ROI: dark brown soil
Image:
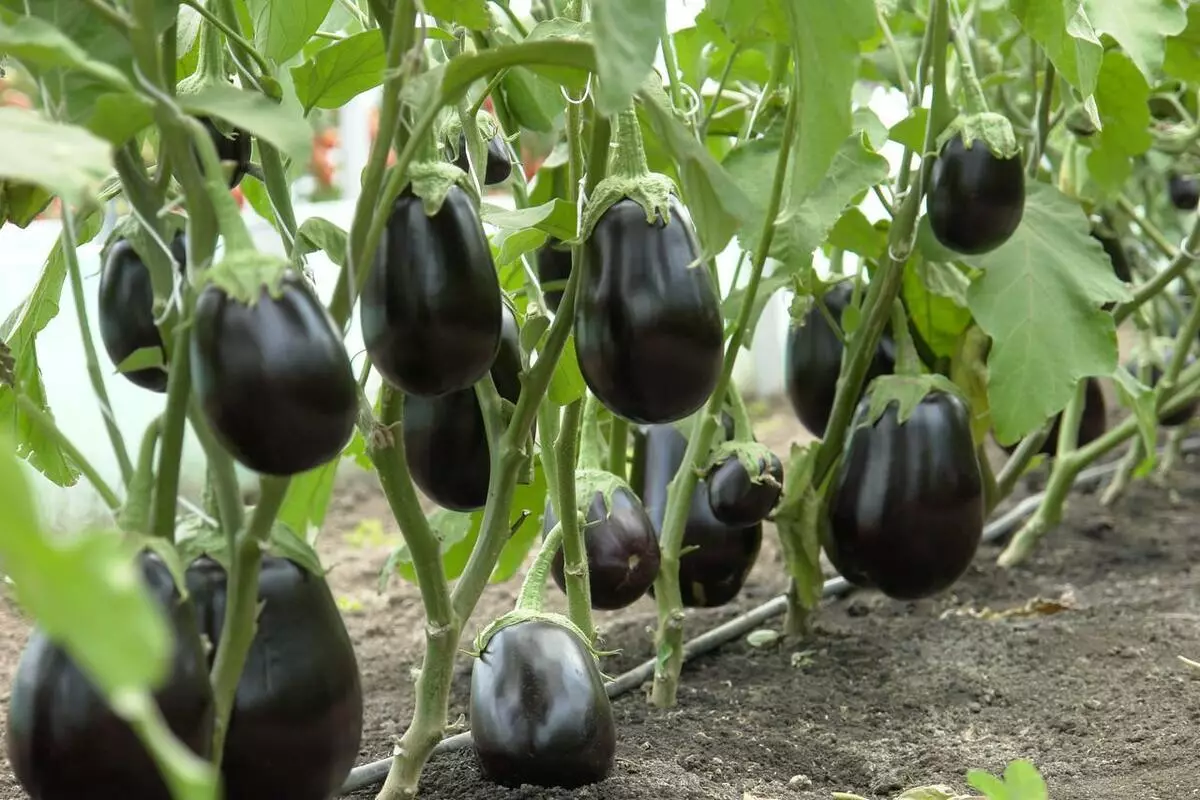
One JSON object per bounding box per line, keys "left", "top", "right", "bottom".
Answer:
{"left": 3, "top": 400, "right": 1199, "bottom": 800}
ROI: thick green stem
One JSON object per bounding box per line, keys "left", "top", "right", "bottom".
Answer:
{"left": 16, "top": 395, "right": 121, "bottom": 511}
{"left": 577, "top": 394, "right": 605, "bottom": 470}
{"left": 112, "top": 146, "right": 174, "bottom": 299}
{"left": 515, "top": 523, "right": 564, "bottom": 613}
{"left": 992, "top": 420, "right": 1052, "bottom": 508}
{"left": 1158, "top": 426, "right": 1186, "bottom": 478}
{"left": 608, "top": 416, "right": 629, "bottom": 479}
{"left": 1027, "top": 58, "right": 1055, "bottom": 178}
{"left": 1053, "top": 380, "right": 1087, "bottom": 457}
{"left": 949, "top": 13, "right": 989, "bottom": 115}
{"left": 150, "top": 320, "right": 192, "bottom": 540}
{"left": 538, "top": 403, "right": 563, "bottom": 519}
{"left": 1100, "top": 436, "right": 1143, "bottom": 506}
{"left": 259, "top": 143, "right": 299, "bottom": 256}
{"left": 119, "top": 416, "right": 162, "bottom": 535}
{"left": 554, "top": 399, "right": 594, "bottom": 640}
{"left": 609, "top": 107, "right": 650, "bottom": 179}
{"left": 699, "top": 45, "right": 741, "bottom": 138}
{"left": 658, "top": 20, "right": 687, "bottom": 123}
{"left": 186, "top": 402, "right": 246, "bottom": 537}
{"left": 208, "top": 475, "right": 289, "bottom": 763}
{"left": 1114, "top": 211, "right": 1200, "bottom": 325}
{"left": 63, "top": 207, "right": 134, "bottom": 486}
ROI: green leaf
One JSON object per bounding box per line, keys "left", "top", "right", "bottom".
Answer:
{"left": 179, "top": 83, "right": 311, "bottom": 164}
{"left": 0, "top": 109, "right": 112, "bottom": 205}
{"left": 494, "top": 228, "right": 547, "bottom": 268}
{"left": 960, "top": 183, "right": 1126, "bottom": 443}
{"left": 722, "top": 130, "right": 783, "bottom": 252}
{"left": 499, "top": 67, "right": 566, "bottom": 133}
{"left": 591, "top": 0, "right": 665, "bottom": 116}
{"left": 2, "top": 182, "right": 54, "bottom": 227}
{"left": 903, "top": 258, "right": 972, "bottom": 358}
{"left": 114, "top": 346, "right": 166, "bottom": 376}
{"left": 1083, "top": 0, "right": 1186, "bottom": 81}
{"left": 548, "top": 336, "right": 587, "bottom": 406}
{"left": 296, "top": 217, "right": 348, "bottom": 267}
{"left": 1010, "top": 0, "right": 1103, "bottom": 96}
{"left": 1165, "top": 4, "right": 1200, "bottom": 82}
{"left": 1110, "top": 368, "right": 1158, "bottom": 471}
{"left": 85, "top": 93, "right": 155, "bottom": 145}
{"left": 490, "top": 462, "right": 550, "bottom": 583}
{"left": 0, "top": 14, "right": 132, "bottom": 91}
{"left": 889, "top": 108, "right": 929, "bottom": 151}
{"left": 783, "top": 0, "right": 877, "bottom": 199}
{"left": 703, "top": 0, "right": 787, "bottom": 44}
{"left": 424, "top": 0, "right": 491, "bottom": 29}
{"left": 267, "top": 522, "right": 326, "bottom": 577}
{"left": 1001, "top": 759, "right": 1049, "bottom": 800}
{"left": 481, "top": 199, "right": 578, "bottom": 241}
{"left": 966, "top": 770, "right": 1010, "bottom": 800}
{"left": 240, "top": 176, "right": 278, "bottom": 230}
{"left": 1085, "top": 50, "right": 1152, "bottom": 193}
{"left": 277, "top": 461, "right": 340, "bottom": 541}
{"left": 245, "top": 0, "right": 335, "bottom": 64}
{"left": 828, "top": 208, "right": 886, "bottom": 259}
{"left": 291, "top": 30, "right": 386, "bottom": 112}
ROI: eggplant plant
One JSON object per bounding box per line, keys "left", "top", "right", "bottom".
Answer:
{"left": 2, "top": 0, "right": 1200, "bottom": 799}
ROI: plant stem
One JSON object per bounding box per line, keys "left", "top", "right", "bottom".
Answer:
{"left": 1100, "top": 436, "right": 1142, "bottom": 506}
{"left": 208, "top": 475, "right": 289, "bottom": 763}
{"left": 699, "top": 45, "right": 741, "bottom": 138}
{"left": 1054, "top": 379, "right": 1086, "bottom": 457}
{"left": 1027, "top": 57, "right": 1055, "bottom": 178}
{"left": 515, "top": 523, "right": 563, "bottom": 612}
{"left": 659, "top": 20, "right": 686, "bottom": 122}
{"left": 186, "top": 402, "right": 246, "bottom": 537}
{"left": 553, "top": 398, "right": 594, "bottom": 640}
{"left": 150, "top": 320, "right": 192, "bottom": 541}
{"left": 83, "top": 0, "right": 133, "bottom": 28}
{"left": 179, "top": 0, "right": 271, "bottom": 75}
{"left": 494, "top": 1, "right": 530, "bottom": 37}
{"left": 15, "top": 395, "right": 121, "bottom": 511}
{"left": 371, "top": 388, "right": 459, "bottom": 800}
{"left": 876, "top": 5, "right": 914, "bottom": 103}
{"left": 608, "top": 416, "right": 629, "bottom": 479}
{"left": 538, "top": 402, "right": 563, "bottom": 518}
{"left": 993, "top": 420, "right": 1051, "bottom": 508}
{"left": 258, "top": 143, "right": 299, "bottom": 257}
{"left": 1114, "top": 211, "right": 1200, "bottom": 325}
{"left": 112, "top": 146, "right": 174, "bottom": 299}
{"left": 650, "top": 39, "right": 801, "bottom": 709}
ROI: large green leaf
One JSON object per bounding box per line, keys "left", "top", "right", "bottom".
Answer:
{"left": 179, "top": 84, "right": 311, "bottom": 163}
{"left": 245, "top": 0, "right": 335, "bottom": 64}
{"left": 590, "top": 0, "right": 666, "bottom": 116}
{"left": 702, "top": 0, "right": 787, "bottom": 44}
{"left": 1085, "top": 50, "right": 1152, "bottom": 194}
{"left": 782, "top": 0, "right": 877, "bottom": 200}
{"left": 1009, "top": 0, "right": 1103, "bottom": 96}
{"left": 424, "top": 0, "right": 491, "bottom": 29}
{"left": 0, "top": 14, "right": 131, "bottom": 91}
{"left": 291, "top": 30, "right": 386, "bottom": 112}
{"left": 958, "top": 183, "right": 1127, "bottom": 443}
{"left": 0, "top": 109, "right": 112, "bottom": 205}
{"left": 1165, "top": 4, "right": 1200, "bottom": 82}
{"left": 1083, "top": 0, "right": 1186, "bottom": 81}
{"left": 481, "top": 199, "right": 578, "bottom": 241}
{"left": 903, "top": 258, "right": 972, "bottom": 359}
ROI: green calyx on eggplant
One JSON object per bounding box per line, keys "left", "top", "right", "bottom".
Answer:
{"left": 185, "top": 555, "right": 363, "bottom": 800}
{"left": 575, "top": 194, "right": 724, "bottom": 424}
{"left": 542, "top": 468, "right": 661, "bottom": 610}
{"left": 537, "top": 237, "right": 572, "bottom": 312}
{"left": 405, "top": 301, "right": 523, "bottom": 511}
{"left": 998, "top": 377, "right": 1107, "bottom": 456}
{"left": 98, "top": 232, "right": 188, "bottom": 393}
{"left": 927, "top": 113, "right": 1025, "bottom": 256}
{"left": 362, "top": 182, "right": 502, "bottom": 397}
{"left": 635, "top": 423, "right": 761, "bottom": 607}
{"left": 785, "top": 282, "right": 896, "bottom": 437}
{"left": 7, "top": 551, "right": 215, "bottom": 800}
{"left": 469, "top": 618, "right": 615, "bottom": 788}
{"left": 196, "top": 116, "right": 253, "bottom": 189}
{"left": 190, "top": 264, "right": 358, "bottom": 476}
{"left": 704, "top": 440, "right": 784, "bottom": 528}
{"left": 826, "top": 387, "right": 984, "bottom": 600}
{"left": 1169, "top": 173, "right": 1200, "bottom": 210}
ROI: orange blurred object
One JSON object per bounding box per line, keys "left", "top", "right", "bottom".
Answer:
{"left": 311, "top": 127, "right": 339, "bottom": 188}
{"left": 231, "top": 186, "right": 246, "bottom": 209}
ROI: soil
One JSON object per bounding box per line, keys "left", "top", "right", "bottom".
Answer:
{"left": 2, "top": 396, "right": 1199, "bottom": 800}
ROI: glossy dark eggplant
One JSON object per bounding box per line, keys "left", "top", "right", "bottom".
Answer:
{"left": 636, "top": 424, "right": 761, "bottom": 607}
{"left": 999, "top": 377, "right": 1107, "bottom": 456}
{"left": 191, "top": 271, "right": 357, "bottom": 476}
{"left": 7, "top": 551, "right": 214, "bottom": 800}
{"left": 1169, "top": 173, "right": 1200, "bottom": 210}
{"left": 1092, "top": 229, "right": 1131, "bottom": 283}
{"left": 470, "top": 619, "right": 615, "bottom": 788}
{"left": 405, "top": 303, "right": 522, "bottom": 510}
{"left": 453, "top": 133, "right": 513, "bottom": 186}
{"left": 185, "top": 556, "right": 363, "bottom": 800}
{"left": 575, "top": 196, "right": 724, "bottom": 424}
{"left": 928, "top": 133, "right": 1025, "bottom": 255}
{"left": 98, "top": 234, "right": 188, "bottom": 393}
{"left": 197, "top": 116, "right": 252, "bottom": 188}
{"left": 363, "top": 186, "right": 502, "bottom": 396}
{"left": 537, "top": 238, "right": 573, "bottom": 312}
{"left": 826, "top": 391, "right": 984, "bottom": 600}
{"left": 543, "top": 484, "right": 661, "bottom": 609}
{"left": 785, "top": 282, "right": 896, "bottom": 437}
{"left": 706, "top": 449, "right": 784, "bottom": 528}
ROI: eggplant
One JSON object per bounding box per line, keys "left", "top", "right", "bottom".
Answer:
{"left": 706, "top": 449, "right": 784, "bottom": 528}
{"left": 1092, "top": 229, "right": 1132, "bottom": 284}
{"left": 785, "top": 282, "right": 896, "bottom": 437}
{"left": 537, "top": 238, "right": 573, "bottom": 312}
{"left": 453, "top": 133, "right": 513, "bottom": 186}
{"left": 7, "top": 551, "right": 214, "bottom": 800}
{"left": 405, "top": 303, "right": 522, "bottom": 511}
{"left": 999, "top": 377, "right": 1107, "bottom": 456}
{"left": 470, "top": 619, "right": 616, "bottom": 788}
{"left": 928, "top": 132, "right": 1025, "bottom": 255}
{"left": 635, "top": 424, "right": 761, "bottom": 607}
{"left": 543, "top": 482, "right": 661, "bottom": 609}
{"left": 362, "top": 185, "right": 502, "bottom": 397}
{"left": 190, "top": 270, "right": 358, "bottom": 476}
{"left": 826, "top": 390, "right": 984, "bottom": 600}
{"left": 1169, "top": 173, "right": 1200, "bottom": 211}
{"left": 98, "top": 234, "right": 188, "bottom": 393}
{"left": 197, "top": 116, "right": 252, "bottom": 189}
{"left": 185, "top": 556, "right": 363, "bottom": 800}
{"left": 575, "top": 196, "right": 724, "bottom": 424}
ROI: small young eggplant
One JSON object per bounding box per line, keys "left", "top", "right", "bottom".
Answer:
{"left": 826, "top": 390, "right": 984, "bottom": 600}
{"left": 363, "top": 185, "right": 502, "bottom": 396}
{"left": 537, "top": 238, "right": 573, "bottom": 312}
{"left": 405, "top": 303, "right": 522, "bottom": 511}
{"left": 191, "top": 270, "right": 358, "bottom": 476}
{"left": 999, "top": 377, "right": 1107, "bottom": 456}
{"left": 98, "top": 234, "right": 188, "bottom": 393}
{"left": 197, "top": 116, "right": 253, "bottom": 188}
{"left": 470, "top": 619, "right": 616, "bottom": 788}
{"left": 1169, "top": 173, "right": 1200, "bottom": 211}
{"left": 785, "top": 282, "right": 896, "bottom": 437}
{"left": 453, "top": 133, "right": 513, "bottom": 186}
{"left": 636, "top": 424, "right": 762, "bottom": 607}
{"left": 543, "top": 476, "right": 661, "bottom": 610}
{"left": 7, "top": 551, "right": 214, "bottom": 800}
{"left": 927, "top": 128, "right": 1025, "bottom": 255}
{"left": 705, "top": 445, "right": 784, "bottom": 528}
{"left": 185, "top": 556, "right": 363, "bottom": 800}
{"left": 576, "top": 195, "right": 724, "bottom": 424}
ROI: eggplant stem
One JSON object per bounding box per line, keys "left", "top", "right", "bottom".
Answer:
{"left": 554, "top": 398, "right": 595, "bottom": 639}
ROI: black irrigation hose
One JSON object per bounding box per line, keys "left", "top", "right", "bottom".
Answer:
{"left": 338, "top": 436, "right": 1200, "bottom": 795}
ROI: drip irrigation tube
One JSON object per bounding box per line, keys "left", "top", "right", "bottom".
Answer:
{"left": 338, "top": 436, "right": 1200, "bottom": 795}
